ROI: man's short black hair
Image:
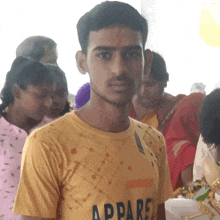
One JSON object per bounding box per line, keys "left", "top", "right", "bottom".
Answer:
{"left": 77, "top": 1, "right": 148, "bottom": 54}
{"left": 200, "top": 89, "right": 220, "bottom": 145}
{"left": 150, "top": 52, "right": 169, "bottom": 83}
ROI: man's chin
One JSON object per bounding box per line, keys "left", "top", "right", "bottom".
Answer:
{"left": 106, "top": 96, "right": 133, "bottom": 107}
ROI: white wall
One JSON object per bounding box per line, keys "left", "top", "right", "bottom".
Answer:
{"left": 142, "top": 0, "right": 220, "bottom": 95}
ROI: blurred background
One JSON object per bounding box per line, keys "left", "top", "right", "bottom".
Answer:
{"left": 0, "top": 0, "right": 219, "bottom": 97}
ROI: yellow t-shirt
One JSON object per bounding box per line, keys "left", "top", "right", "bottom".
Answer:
{"left": 13, "top": 111, "right": 172, "bottom": 219}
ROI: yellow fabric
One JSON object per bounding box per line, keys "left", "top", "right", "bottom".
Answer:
{"left": 13, "top": 111, "right": 173, "bottom": 219}
{"left": 141, "top": 110, "right": 159, "bottom": 130}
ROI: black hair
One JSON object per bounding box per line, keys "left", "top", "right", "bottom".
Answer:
{"left": 0, "top": 56, "right": 54, "bottom": 115}
{"left": 150, "top": 52, "right": 169, "bottom": 83}
{"left": 16, "top": 36, "right": 57, "bottom": 61}
{"left": 77, "top": 1, "right": 148, "bottom": 54}
{"left": 200, "top": 89, "right": 220, "bottom": 145}
{"left": 43, "top": 64, "right": 70, "bottom": 115}
{"left": 59, "top": 101, "right": 70, "bottom": 116}
{"left": 43, "top": 64, "right": 68, "bottom": 94}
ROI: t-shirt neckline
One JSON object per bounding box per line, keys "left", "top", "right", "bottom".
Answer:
{"left": 71, "top": 111, "right": 134, "bottom": 140}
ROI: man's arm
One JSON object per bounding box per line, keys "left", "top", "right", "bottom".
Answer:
{"left": 157, "top": 203, "right": 166, "bottom": 220}
{"left": 13, "top": 131, "right": 60, "bottom": 217}
{"left": 22, "top": 216, "right": 55, "bottom": 220}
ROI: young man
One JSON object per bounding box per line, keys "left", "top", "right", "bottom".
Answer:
{"left": 131, "top": 52, "right": 204, "bottom": 190}
{"left": 13, "top": 2, "right": 173, "bottom": 219}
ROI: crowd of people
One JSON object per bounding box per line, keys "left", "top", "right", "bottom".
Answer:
{"left": 0, "top": 1, "right": 219, "bottom": 220}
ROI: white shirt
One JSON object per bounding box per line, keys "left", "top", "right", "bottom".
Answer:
{"left": 193, "top": 134, "right": 219, "bottom": 181}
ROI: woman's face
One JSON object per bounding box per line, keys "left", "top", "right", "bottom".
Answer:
{"left": 19, "top": 82, "right": 55, "bottom": 121}
{"left": 139, "top": 78, "right": 166, "bottom": 103}
{"left": 46, "top": 82, "right": 68, "bottom": 118}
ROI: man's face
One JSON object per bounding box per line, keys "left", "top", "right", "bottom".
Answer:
{"left": 85, "top": 26, "right": 144, "bottom": 106}
{"left": 39, "top": 45, "right": 58, "bottom": 64}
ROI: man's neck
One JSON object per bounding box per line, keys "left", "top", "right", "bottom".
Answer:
{"left": 75, "top": 99, "right": 131, "bottom": 133}
{"left": 4, "top": 105, "right": 42, "bottom": 134}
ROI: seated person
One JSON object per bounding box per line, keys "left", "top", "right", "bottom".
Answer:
{"left": 0, "top": 56, "right": 55, "bottom": 219}
{"left": 193, "top": 89, "right": 220, "bottom": 181}
{"left": 132, "top": 52, "right": 204, "bottom": 190}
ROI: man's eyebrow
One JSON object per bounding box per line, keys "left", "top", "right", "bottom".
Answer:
{"left": 92, "top": 45, "right": 142, "bottom": 52}
{"left": 93, "top": 46, "right": 116, "bottom": 52}
{"left": 122, "top": 45, "right": 142, "bottom": 51}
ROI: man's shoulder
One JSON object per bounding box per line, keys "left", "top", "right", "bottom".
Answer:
{"left": 130, "top": 117, "right": 164, "bottom": 142}
{"left": 130, "top": 118, "right": 166, "bottom": 158}
{"left": 29, "top": 112, "right": 76, "bottom": 141}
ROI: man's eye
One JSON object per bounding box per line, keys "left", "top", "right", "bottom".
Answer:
{"left": 124, "top": 51, "right": 141, "bottom": 59}
{"left": 98, "top": 52, "right": 112, "bottom": 60}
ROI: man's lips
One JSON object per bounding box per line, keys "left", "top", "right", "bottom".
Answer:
{"left": 110, "top": 83, "right": 132, "bottom": 92}
{"left": 110, "top": 81, "right": 131, "bottom": 87}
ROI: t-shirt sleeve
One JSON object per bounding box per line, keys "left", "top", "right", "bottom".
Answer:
{"left": 156, "top": 135, "right": 173, "bottom": 204}
{"left": 13, "top": 130, "right": 60, "bottom": 218}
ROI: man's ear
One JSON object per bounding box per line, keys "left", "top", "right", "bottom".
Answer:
{"left": 144, "top": 49, "right": 153, "bottom": 77}
{"left": 12, "top": 85, "right": 21, "bottom": 99}
{"left": 75, "top": 51, "right": 88, "bottom": 75}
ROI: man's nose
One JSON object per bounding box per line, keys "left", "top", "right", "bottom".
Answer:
{"left": 112, "top": 53, "right": 126, "bottom": 76}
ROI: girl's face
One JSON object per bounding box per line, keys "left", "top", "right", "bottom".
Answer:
{"left": 19, "top": 82, "right": 55, "bottom": 121}
{"left": 46, "top": 82, "right": 68, "bottom": 118}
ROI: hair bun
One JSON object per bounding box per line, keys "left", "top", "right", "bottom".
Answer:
{"left": 10, "top": 56, "right": 29, "bottom": 71}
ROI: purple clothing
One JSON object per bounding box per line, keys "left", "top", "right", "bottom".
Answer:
{"left": 74, "top": 82, "right": 90, "bottom": 108}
